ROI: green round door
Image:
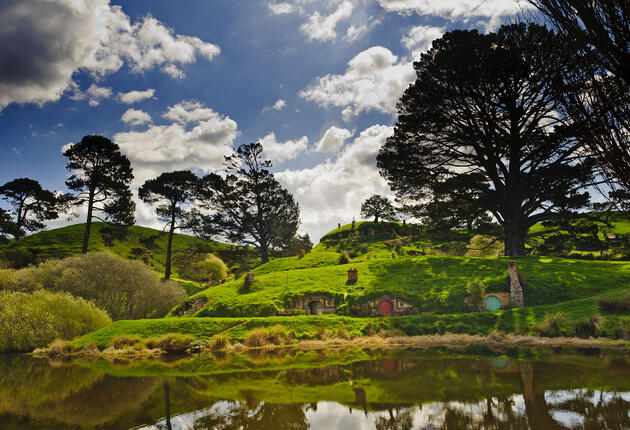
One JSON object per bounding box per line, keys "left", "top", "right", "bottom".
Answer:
{"left": 484, "top": 295, "right": 502, "bottom": 312}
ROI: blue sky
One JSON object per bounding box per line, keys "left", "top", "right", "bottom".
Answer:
{"left": 0, "top": 0, "right": 532, "bottom": 241}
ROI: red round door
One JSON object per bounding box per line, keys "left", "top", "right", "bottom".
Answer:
{"left": 378, "top": 299, "right": 393, "bottom": 316}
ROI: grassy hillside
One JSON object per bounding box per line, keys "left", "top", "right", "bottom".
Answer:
{"left": 0, "top": 222, "right": 258, "bottom": 281}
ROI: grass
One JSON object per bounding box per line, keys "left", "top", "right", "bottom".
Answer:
{"left": 0, "top": 222, "right": 258, "bottom": 278}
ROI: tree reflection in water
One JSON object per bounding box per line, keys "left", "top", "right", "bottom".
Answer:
{"left": 192, "top": 402, "right": 310, "bottom": 430}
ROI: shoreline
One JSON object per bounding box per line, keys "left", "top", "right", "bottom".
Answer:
{"left": 31, "top": 332, "right": 630, "bottom": 360}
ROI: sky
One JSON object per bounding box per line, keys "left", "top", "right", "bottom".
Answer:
{"left": 0, "top": 0, "right": 534, "bottom": 242}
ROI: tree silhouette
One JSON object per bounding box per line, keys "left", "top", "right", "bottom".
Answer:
{"left": 64, "top": 135, "right": 135, "bottom": 253}
{"left": 361, "top": 195, "right": 397, "bottom": 223}
{"left": 139, "top": 170, "right": 201, "bottom": 280}
{"left": 528, "top": 0, "right": 630, "bottom": 195}
{"left": 377, "top": 24, "right": 597, "bottom": 256}
{"left": 198, "top": 143, "right": 300, "bottom": 264}
{"left": 0, "top": 178, "right": 69, "bottom": 239}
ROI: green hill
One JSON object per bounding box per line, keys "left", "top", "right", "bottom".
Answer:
{"left": 0, "top": 223, "right": 258, "bottom": 282}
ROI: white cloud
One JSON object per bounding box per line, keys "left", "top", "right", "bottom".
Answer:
{"left": 402, "top": 25, "right": 445, "bottom": 58}
{"left": 260, "top": 132, "right": 309, "bottom": 163}
{"left": 314, "top": 126, "right": 353, "bottom": 152}
{"left": 121, "top": 108, "right": 152, "bottom": 126}
{"left": 0, "top": 0, "right": 220, "bottom": 111}
{"left": 300, "top": 46, "right": 415, "bottom": 119}
{"left": 300, "top": 1, "right": 354, "bottom": 42}
{"left": 70, "top": 83, "right": 113, "bottom": 106}
{"left": 268, "top": 2, "right": 298, "bottom": 14}
{"left": 276, "top": 124, "right": 394, "bottom": 240}
{"left": 377, "top": 0, "right": 532, "bottom": 30}
{"left": 118, "top": 88, "right": 155, "bottom": 104}
{"left": 262, "top": 99, "right": 287, "bottom": 113}
{"left": 114, "top": 101, "right": 238, "bottom": 186}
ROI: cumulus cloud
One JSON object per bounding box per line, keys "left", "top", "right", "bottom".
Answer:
{"left": 114, "top": 101, "right": 238, "bottom": 185}
{"left": 314, "top": 126, "right": 353, "bottom": 152}
{"left": 70, "top": 83, "right": 113, "bottom": 106}
{"left": 300, "top": 1, "right": 354, "bottom": 42}
{"left": 118, "top": 88, "right": 155, "bottom": 104}
{"left": 121, "top": 108, "right": 152, "bottom": 126}
{"left": 262, "top": 99, "right": 287, "bottom": 113}
{"left": 377, "top": 0, "right": 532, "bottom": 30}
{"left": 260, "top": 132, "right": 309, "bottom": 163}
{"left": 276, "top": 124, "right": 394, "bottom": 240}
{"left": 300, "top": 46, "right": 415, "bottom": 119}
{"left": 401, "top": 25, "right": 445, "bottom": 59}
{"left": 0, "top": 0, "right": 220, "bottom": 111}
{"left": 268, "top": 2, "right": 298, "bottom": 14}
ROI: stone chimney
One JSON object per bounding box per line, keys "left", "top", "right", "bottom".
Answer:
{"left": 508, "top": 262, "right": 524, "bottom": 307}
{"left": 347, "top": 268, "right": 358, "bottom": 282}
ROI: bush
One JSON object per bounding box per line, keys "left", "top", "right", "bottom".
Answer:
{"left": 81, "top": 341, "right": 100, "bottom": 356}
{"left": 614, "top": 320, "right": 630, "bottom": 340}
{"left": 0, "top": 249, "right": 36, "bottom": 268}
{"left": 210, "top": 333, "right": 230, "bottom": 351}
{"left": 193, "top": 254, "right": 228, "bottom": 285}
{"left": 109, "top": 335, "right": 141, "bottom": 349}
{"left": 598, "top": 296, "right": 630, "bottom": 313}
{"left": 314, "top": 322, "right": 327, "bottom": 340}
{"left": 267, "top": 325, "right": 290, "bottom": 345}
{"left": 3, "top": 252, "right": 185, "bottom": 320}
{"left": 46, "top": 339, "right": 78, "bottom": 356}
{"left": 466, "top": 235, "right": 504, "bottom": 257}
{"left": 0, "top": 290, "right": 111, "bottom": 353}
{"left": 537, "top": 312, "right": 567, "bottom": 337}
{"left": 145, "top": 333, "right": 194, "bottom": 353}
{"left": 574, "top": 316, "right": 602, "bottom": 338}
{"left": 335, "top": 324, "right": 350, "bottom": 340}
{"left": 466, "top": 279, "right": 487, "bottom": 311}
{"left": 338, "top": 252, "right": 350, "bottom": 265}
{"left": 244, "top": 328, "right": 269, "bottom": 347}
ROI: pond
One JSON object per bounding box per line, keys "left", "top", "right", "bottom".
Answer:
{"left": 0, "top": 347, "right": 629, "bottom": 429}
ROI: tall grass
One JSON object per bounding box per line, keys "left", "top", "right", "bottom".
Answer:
{"left": 0, "top": 290, "right": 111, "bottom": 353}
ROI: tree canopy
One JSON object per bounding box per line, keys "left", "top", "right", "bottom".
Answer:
{"left": 0, "top": 178, "right": 68, "bottom": 239}
{"left": 139, "top": 170, "right": 202, "bottom": 280}
{"left": 198, "top": 142, "right": 301, "bottom": 264}
{"left": 529, "top": 0, "right": 630, "bottom": 195}
{"left": 64, "top": 135, "right": 135, "bottom": 253}
{"left": 377, "top": 23, "right": 597, "bottom": 256}
{"left": 360, "top": 195, "right": 397, "bottom": 223}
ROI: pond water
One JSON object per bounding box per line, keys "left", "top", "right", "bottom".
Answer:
{"left": 1, "top": 348, "right": 629, "bottom": 429}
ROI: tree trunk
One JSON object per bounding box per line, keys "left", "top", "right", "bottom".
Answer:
{"left": 13, "top": 198, "right": 25, "bottom": 239}
{"left": 504, "top": 223, "right": 526, "bottom": 256}
{"left": 82, "top": 187, "right": 95, "bottom": 254}
{"left": 164, "top": 206, "right": 176, "bottom": 280}
{"left": 374, "top": 214, "right": 379, "bottom": 222}
{"left": 260, "top": 241, "right": 269, "bottom": 264}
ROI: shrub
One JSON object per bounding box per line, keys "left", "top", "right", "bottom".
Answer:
{"left": 0, "top": 290, "right": 111, "bottom": 353}
{"left": 81, "top": 341, "right": 100, "bottom": 356}
{"left": 210, "top": 333, "right": 230, "bottom": 351}
{"left": 46, "top": 339, "right": 78, "bottom": 356}
{"left": 193, "top": 254, "right": 228, "bottom": 285}
{"left": 574, "top": 316, "right": 602, "bottom": 338}
{"left": 338, "top": 252, "right": 350, "bottom": 265}
{"left": 147, "top": 333, "right": 194, "bottom": 353}
{"left": 0, "top": 249, "right": 36, "bottom": 268}
{"left": 466, "top": 235, "right": 504, "bottom": 257}
{"left": 598, "top": 296, "right": 630, "bottom": 313}
{"left": 335, "top": 324, "right": 350, "bottom": 340}
{"left": 244, "top": 328, "right": 269, "bottom": 347}
{"left": 129, "top": 246, "right": 153, "bottom": 265}
{"left": 466, "top": 279, "right": 487, "bottom": 311}
{"left": 314, "top": 323, "right": 327, "bottom": 340}
{"left": 538, "top": 312, "right": 567, "bottom": 337}
{"left": 109, "top": 335, "right": 141, "bottom": 349}
{"left": 13, "top": 252, "right": 185, "bottom": 320}
{"left": 614, "top": 320, "right": 630, "bottom": 340}
{"left": 267, "top": 325, "right": 289, "bottom": 345}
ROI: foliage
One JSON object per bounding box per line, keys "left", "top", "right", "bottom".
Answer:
{"left": 360, "top": 194, "right": 397, "bottom": 223}
{"left": 198, "top": 142, "right": 301, "bottom": 264}
{"left": 210, "top": 333, "right": 230, "bottom": 350}
{"left": 598, "top": 295, "right": 630, "bottom": 313}
{"left": 144, "top": 333, "right": 194, "bottom": 352}
{"left": 139, "top": 170, "right": 203, "bottom": 279}
{"left": 189, "top": 254, "right": 228, "bottom": 285}
{"left": 377, "top": 24, "right": 596, "bottom": 256}
{"left": 466, "top": 279, "right": 487, "bottom": 312}
{"left": 338, "top": 251, "right": 350, "bottom": 265}
{"left": 0, "top": 289, "right": 111, "bottom": 353}
{"left": 63, "top": 135, "right": 135, "bottom": 253}
{"left": 529, "top": 0, "right": 630, "bottom": 193}
{"left": 0, "top": 252, "right": 185, "bottom": 320}
{"left": 574, "top": 315, "right": 602, "bottom": 338}
{"left": 466, "top": 235, "right": 504, "bottom": 258}
{"left": 280, "top": 233, "right": 314, "bottom": 257}
{"left": 537, "top": 312, "right": 568, "bottom": 337}
{"left": 0, "top": 178, "right": 70, "bottom": 239}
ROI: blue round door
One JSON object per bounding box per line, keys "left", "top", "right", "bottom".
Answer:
{"left": 484, "top": 295, "right": 502, "bottom": 312}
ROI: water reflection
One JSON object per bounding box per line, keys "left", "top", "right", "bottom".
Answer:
{"left": 0, "top": 350, "right": 629, "bottom": 429}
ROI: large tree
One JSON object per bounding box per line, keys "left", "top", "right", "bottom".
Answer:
{"left": 377, "top": 24, "right": 597, "bottom": 256}
{"left": 139, "top": 170, "right": 202, "bottom": 280}
{"left": 0, "top": 209, "right": 13, "bottom": 243}
{"left": 64, "top": 135, "right": 135, "bottom": 253}
{"left": 528, "top": 0, "right": 630, "bottom": 193}
{"left": 199, "top": 142, "right": 300, "bottom": 264}
{"left": 0, "top": 178, "right": 69, "bottom": 239}
{"left": 360, "top": 195, "right": 397, "bottom": 222}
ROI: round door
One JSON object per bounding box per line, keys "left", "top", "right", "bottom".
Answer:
{"left": 484, "top": 295, "right": 502, "bottom": 312}
{"left": 378, "top": 299, "right": 393, "bottom": 316}
{"left": 308, "top": 300, "right": 323, "bottom": 315}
